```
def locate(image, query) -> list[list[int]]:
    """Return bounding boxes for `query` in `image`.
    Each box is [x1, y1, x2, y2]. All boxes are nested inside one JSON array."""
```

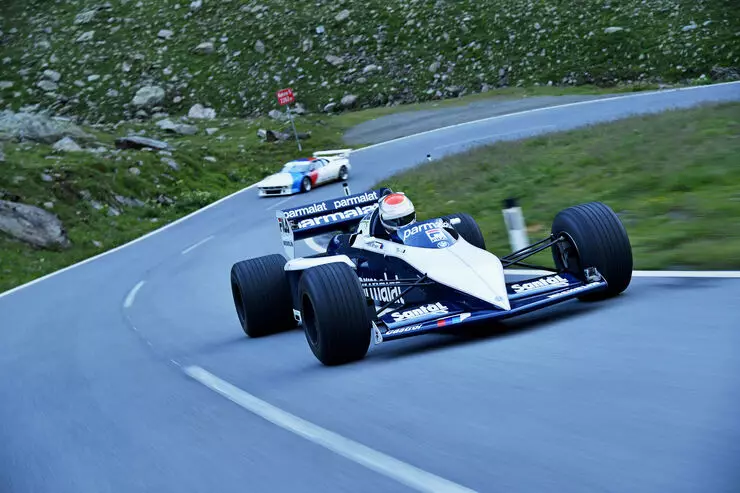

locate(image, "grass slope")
[[1, 0, 738, 122], [376, 102, 740, 270]]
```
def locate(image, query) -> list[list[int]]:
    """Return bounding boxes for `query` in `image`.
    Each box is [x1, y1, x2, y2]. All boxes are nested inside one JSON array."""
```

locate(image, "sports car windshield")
[[281, 162, 312, 173]]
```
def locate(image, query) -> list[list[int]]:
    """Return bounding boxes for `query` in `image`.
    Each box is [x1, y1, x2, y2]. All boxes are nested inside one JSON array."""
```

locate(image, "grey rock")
[[132, 86, 165, 107], [0, 199, 71, 249], [115, 136, 169, 150], [0, 143, 4, 162], [37, 80, 58, 92], [190, 0, 202, 11], [194, 42, 214, 54], [0, 81, 13, 90], [158, 29, 174, 39], [156, 118, 197, 135], [604, 27, 624, 34], [340, 94, 358, 108], [0, 110, 93, 144], [53, 137, 83, 152], [362, 64, 380, 74], [429, 61, 441, 73], [76, 31, 95, 42], [268, 109, 288, 121], [161, 157, 180, 171], [323, 102, 337, 112], [255, 40, 265, 53], [40, 173, 53, 182], [325, 55, 344, 66], [128, 167, 141, 175], [188, 104, 216, 119], [335, 9, 350, 22], [205, 127, 219, 135], [42, 70, 61, 82]]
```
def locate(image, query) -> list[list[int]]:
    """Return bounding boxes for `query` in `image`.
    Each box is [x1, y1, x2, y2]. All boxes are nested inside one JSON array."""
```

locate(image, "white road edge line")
[[1, 81, 738, 300], [184, 365, 477, 493], [181, 235, 215, 255], [302, 240, 740, 278], [123, 281, 145, 309]]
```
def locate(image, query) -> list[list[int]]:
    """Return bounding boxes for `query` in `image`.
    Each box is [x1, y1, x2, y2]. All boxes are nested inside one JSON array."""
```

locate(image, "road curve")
[[1, 82, 740, 493]]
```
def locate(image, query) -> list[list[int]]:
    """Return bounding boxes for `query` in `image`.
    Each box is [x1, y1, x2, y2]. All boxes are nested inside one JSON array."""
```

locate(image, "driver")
[[378, 192, 416, 238]]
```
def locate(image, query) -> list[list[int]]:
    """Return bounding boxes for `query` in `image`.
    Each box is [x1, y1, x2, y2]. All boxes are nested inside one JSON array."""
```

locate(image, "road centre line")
[[123, 281, 145, 309], [181, 235, 215, 255], [184, 365, 478, 493], [1, 81, 738, 300]]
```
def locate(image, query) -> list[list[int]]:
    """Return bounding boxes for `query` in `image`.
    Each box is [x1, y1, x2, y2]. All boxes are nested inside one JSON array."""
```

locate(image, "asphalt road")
[[1, 82, 740, 493]]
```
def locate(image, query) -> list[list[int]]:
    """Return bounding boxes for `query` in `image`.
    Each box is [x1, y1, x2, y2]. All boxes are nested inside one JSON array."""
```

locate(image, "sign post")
[[276, 87, 302, 151]]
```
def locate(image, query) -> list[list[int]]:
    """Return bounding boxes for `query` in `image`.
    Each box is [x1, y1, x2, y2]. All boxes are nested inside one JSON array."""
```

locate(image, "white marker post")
[[343, 182, 352, 196], [276, 87, 301, 151], [502, 198, 529, 252]]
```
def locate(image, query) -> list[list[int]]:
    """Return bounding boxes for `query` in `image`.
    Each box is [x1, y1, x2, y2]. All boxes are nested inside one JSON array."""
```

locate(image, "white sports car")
[[257, 149, 352, 197]]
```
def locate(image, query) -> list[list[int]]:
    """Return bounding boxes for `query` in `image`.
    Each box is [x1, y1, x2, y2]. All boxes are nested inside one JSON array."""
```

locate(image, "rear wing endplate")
[[276, 186, 391, 258]]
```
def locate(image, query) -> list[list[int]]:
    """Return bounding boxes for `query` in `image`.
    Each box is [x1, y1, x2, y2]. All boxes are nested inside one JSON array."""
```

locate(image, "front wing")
[[374, 271, 608, 342]]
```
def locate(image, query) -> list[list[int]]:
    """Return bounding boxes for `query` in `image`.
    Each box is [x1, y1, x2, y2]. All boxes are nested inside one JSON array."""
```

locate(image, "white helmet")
[[379, 192, 416, 233]]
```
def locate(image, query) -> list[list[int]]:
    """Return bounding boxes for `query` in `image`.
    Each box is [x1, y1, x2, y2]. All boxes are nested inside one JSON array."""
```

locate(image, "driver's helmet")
[[379, 192, 416, 233]]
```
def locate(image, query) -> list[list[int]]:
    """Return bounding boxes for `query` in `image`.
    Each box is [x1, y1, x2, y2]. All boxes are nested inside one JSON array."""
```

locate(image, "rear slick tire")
[[550, 201, 633, 301], [230, 253, 296, 337], [298, 262, 372, 366]]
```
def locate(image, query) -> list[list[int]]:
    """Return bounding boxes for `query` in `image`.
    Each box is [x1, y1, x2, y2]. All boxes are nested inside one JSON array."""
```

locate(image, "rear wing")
[[276, 186, 391, 258], [312, 148, 353, 159]]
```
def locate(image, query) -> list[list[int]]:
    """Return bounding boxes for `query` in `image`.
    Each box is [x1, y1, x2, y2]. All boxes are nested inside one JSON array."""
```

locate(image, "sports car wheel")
[[442, 212, 486, 250], [230, 253, 296, 337], [301, 176, 312, 192], [338, 165, 349, 181], [551, 202, 633, 300], [298, 262, 372, 366]]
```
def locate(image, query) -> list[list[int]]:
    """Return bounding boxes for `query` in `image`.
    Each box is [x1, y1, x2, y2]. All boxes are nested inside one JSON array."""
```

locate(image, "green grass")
[[374, 102, 740, 270], [1, 0, 737, 121], [0, 113, 350, 292]]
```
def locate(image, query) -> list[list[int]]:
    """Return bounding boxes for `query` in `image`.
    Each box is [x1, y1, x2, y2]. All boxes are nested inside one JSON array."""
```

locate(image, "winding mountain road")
[[1, 82, 740, 493]]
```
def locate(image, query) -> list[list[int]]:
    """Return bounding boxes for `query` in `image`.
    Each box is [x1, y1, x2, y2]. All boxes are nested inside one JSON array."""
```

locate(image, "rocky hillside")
[[1, 0, 739, 123]]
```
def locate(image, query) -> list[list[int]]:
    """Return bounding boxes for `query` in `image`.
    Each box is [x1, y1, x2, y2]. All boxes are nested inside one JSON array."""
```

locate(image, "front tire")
[[338, 165, 349, 181], [230, 254, 296, 337], [301, 176, 312, 192], [551, 202, 633, 300], [442, 212, 486, 250], [298, 262, 372, 366]]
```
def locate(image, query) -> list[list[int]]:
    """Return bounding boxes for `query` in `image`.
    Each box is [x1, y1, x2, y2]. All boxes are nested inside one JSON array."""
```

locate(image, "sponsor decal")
[[385, 324, 423, 336], [436, 241, 449, 248], [511, 275, 569, 293], [359, 272, 406, 304], [366, 240, 384, 250], [285, 202, 328, 219], [426, 228, 446, 243], [282, 240, 294, 247], [401, 219, 445, 241], [390, 302, 449, 322], [332, 191, 379, 209], [436, 313, 471, 327], [546, 284, 593, 298], [297, 204, 378, 229]]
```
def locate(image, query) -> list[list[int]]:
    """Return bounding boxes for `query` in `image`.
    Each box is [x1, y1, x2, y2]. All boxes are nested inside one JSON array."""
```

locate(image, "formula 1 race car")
[[230, 187, 633, 366], [256, 149, 352, 197]]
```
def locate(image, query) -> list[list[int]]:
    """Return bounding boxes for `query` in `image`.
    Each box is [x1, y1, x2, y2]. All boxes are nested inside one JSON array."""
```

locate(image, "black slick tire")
[[298, 262, 372, 366], [550, 201, 633, 300], [338, 165, 349, 181], [443, 212, 486, 250], [301, 176, 312, 192], [230, 253, 296, 337]]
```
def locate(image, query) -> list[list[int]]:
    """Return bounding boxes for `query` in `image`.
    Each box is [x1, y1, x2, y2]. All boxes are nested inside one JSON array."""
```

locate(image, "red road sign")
[[276, 88, 295, 106]]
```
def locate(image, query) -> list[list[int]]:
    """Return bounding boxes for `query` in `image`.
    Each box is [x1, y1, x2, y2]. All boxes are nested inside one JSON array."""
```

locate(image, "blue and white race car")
[[230, 187, 633, 366], [256, 149, 352, 197]]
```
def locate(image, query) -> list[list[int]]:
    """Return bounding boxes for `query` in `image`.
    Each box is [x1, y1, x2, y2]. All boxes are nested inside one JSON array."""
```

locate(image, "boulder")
[[0, 199, 71, 249]]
